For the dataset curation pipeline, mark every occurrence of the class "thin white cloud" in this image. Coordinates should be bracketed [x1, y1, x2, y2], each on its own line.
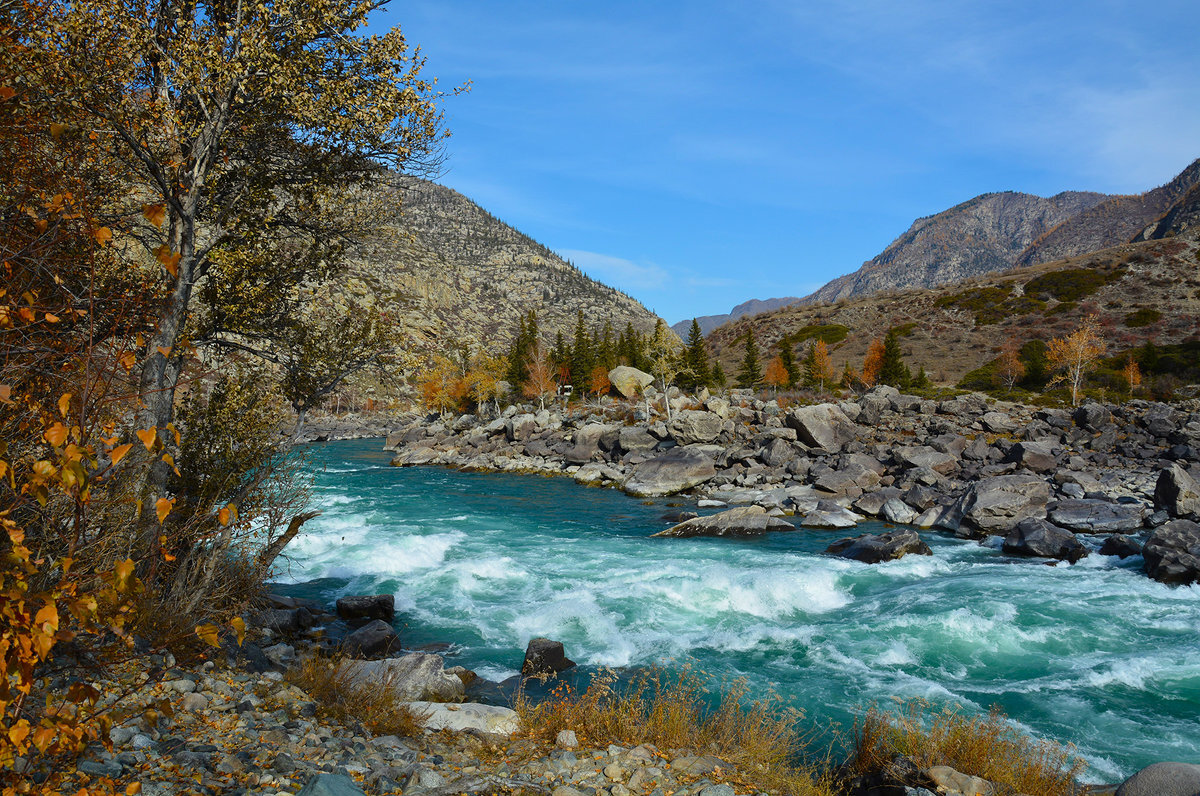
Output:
[558, 249, 670, 291]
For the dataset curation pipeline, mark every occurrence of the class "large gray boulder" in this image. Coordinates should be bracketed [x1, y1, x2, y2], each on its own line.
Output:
[651, 505, 795, 538]
[565, 423, 619, 464]
[1047, 499, 1145, 533]
[521, 638, 575, 676]
[341, 619, 401, 658]
[505, 413, 538, 442]
[608, 366, 654, 399]
[339, 652, 465, 702]
[1156, 463, 1200, 518]
[404, 701, 520, 737]
[956, 474, 1052, 537]
[623, 446, 717, 497]
[800, 501, 862, 529]
[335, 594, 394, 622]
[825, 530, 932, 563]
[668, 410, 724, 445]
[1002, 518, 1088, 563]
[894, 446, 959, 475]
[1115, 761, 1200, 796]
[618, 425, 658, 453]
[784, 403, 857, 452]
[1003, 440, 1058, 473]
[1143, 520, 1200, 585]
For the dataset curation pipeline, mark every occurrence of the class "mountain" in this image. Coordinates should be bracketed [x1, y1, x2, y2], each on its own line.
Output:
[1134, 181, 1200, 242]
[1016, 159, 1200, 267]
[671, 296, 804, 338]
[803, 190, 1110, 304]
[707, 232, 1200, 388]
[340, 176, 664, 394]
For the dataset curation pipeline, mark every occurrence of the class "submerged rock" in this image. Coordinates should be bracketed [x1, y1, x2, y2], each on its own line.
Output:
[825, 529, 932, 563]
[335, 594, 395, 622]
[1100, 534, 1143, 558]
[651, 505, 795, 537]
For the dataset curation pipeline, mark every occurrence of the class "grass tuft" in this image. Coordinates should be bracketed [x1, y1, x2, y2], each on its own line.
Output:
[288, 654, 427, 738]
[514, 666, 837, 796]
[847, 700, 1086, 796]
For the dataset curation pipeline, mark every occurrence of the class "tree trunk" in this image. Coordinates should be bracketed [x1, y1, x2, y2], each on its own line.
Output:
[258, 510, 321, 572]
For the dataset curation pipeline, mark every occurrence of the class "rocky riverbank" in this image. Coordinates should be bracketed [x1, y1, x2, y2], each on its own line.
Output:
[379, 384, 1200, 584]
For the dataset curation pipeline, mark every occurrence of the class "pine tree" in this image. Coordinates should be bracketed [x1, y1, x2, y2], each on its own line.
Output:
[779, 338, 800, 388]
[569, 309, 594, 388]
[711, 360, 727, 388]
[736, 330, 763, 388]
[551, 330, 569, 370]
[879, 329, 911, 389]
[683, 318, 711, 390]
[505, 314, 530, 385]
[912, 365, 932, 390]
[598, 321, 616, 370]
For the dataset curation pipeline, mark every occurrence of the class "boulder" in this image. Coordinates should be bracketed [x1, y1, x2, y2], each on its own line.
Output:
[813, 463, 881, 497]
[784, 403, 858, 452]
[800, 501, 861, 529]
[1002, 518, 1088, 563]
[296, 773, 368, 796]
[505, 413, 538, 442]
[668, 410, 724, 445]
[1143, 520, 1200, 585]
[1100, 534, 1143, 559]
[894, 446, 959, 475]
[339, 653, 465, 702]
[617, 425, 658, 453]
[1003, 440, 1058, 473]
[623, 446, 717, 497]
[925, 766, 996, 796]
[342, 619, 401, 658]
[1074, 403, 1113, 431]
[651, 505, 795, 538]
[1047, 499, 1145, 533]
[759, 437, 797, 468]
[521, 638, 576, 676]
[1115, 761, 1200, 796]
[956, 474, 1052, 536]
[608, 366, 654, 399]
[881, 498, 918, 525]
[825, 530, 932, 564]
[1155, 463, 1200, 518]
[980, 411, 1017, 434]
[404, 701, 520, 737]
[565, 423, 618, 464]
[335, 594, 395, 622]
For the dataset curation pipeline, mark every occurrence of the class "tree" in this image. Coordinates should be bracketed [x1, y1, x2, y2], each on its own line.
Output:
[861, 339, 885, 388]
[995, 339, 1026, 392]
[646, 319, 683, 422]
[764, 355, 789, 394]
[419, 356, 465, 416]
[1046, 315, 1107, 405]
[506, 310, 539, 385]
[466, 352, 507, 417]
[682, 318, 711, 390]
[569, 309, 594, 389]
[878, 330, 911, 389]
[1124, 356, 1142, 394]
[736, 330, 763, 388]
[588, 365, 612, 400]
[805, 340, 834, 392]
[522, 344, 557, 411]
[711, 360, 727, 389]
[779, 340, 801, 388]
[911, 365, 932, 391]
[841, 362, 859, 390]
[20, 0, 459, 530]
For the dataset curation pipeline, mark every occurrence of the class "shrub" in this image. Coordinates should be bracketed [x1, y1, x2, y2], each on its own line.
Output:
[791, 324, 850, 345]
[848, 701, 1085, 796]
[1124, 308, 1162, 328]
[288, 655, 426, 738]
[1024, 267, 1125, 302]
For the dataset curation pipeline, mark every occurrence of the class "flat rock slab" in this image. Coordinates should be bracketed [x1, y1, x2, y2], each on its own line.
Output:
[339, 652, 465, 702]
[623, 445, 716, 497]
[405, 701, 520, 737]
[1048, 499, 1145, 533]
[800, 502, 861, 529]
[651, 505, 795, 537]
[296, 773, 368, 796]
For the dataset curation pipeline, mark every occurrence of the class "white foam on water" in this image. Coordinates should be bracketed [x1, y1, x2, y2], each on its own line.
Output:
[875, 641, 915, 667]
[473, 664, 520, 682]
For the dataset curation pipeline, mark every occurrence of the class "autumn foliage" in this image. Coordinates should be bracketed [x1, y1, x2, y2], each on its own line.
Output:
[1046, 315, 1107, 405]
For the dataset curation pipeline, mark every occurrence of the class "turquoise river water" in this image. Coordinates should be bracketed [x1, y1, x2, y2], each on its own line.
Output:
[274, 439, 1200, 781]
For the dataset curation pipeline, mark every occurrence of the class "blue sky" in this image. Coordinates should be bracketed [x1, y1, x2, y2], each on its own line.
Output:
[374, 1, 1200, 325]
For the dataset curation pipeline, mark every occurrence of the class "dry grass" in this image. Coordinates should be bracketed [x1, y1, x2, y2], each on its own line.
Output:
[847, 700, 1086, 796]
[288, 655, 427, 738]
[514, 666, 837, 796]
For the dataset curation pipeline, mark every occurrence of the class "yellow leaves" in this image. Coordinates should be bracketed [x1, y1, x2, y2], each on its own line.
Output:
[43, 423, 69, 447]
[155, 245, 181, 277]
[49, 123, 70, 140]
[162, 452, 180, 476]
[114, 558, 135, 590]
[109, 443, 133, 465]
[92, 226, 113, 246]
[31, 725, 56, 754]
[118, 350, 137, 371]
[194, 624, 221, 647]
[127, 783, 143, 795]
[142, 203, 166, 227]
[154, 497, 173, 524]
[0, 384, 11, 404]
[58, 393, 71, 417]
[136, 428, 156, 450]
[230, 616, 246, 647]
[7, 719, 30, 748]
[34, 603, 59, 633]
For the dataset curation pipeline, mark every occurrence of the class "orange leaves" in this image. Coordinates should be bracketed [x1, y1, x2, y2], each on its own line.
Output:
[194, 624, 220, 647]
[113, 558, 135, 589]
[142, 203, 166, 227]
[135, 428, 156, 450]
[43, 422, 69, 447]
[92, 226, 112, 246]
[154, 496, 173, 523]
[109, 442, 132, 465]
[48, 122, 70, 140]
[230, 616, 246, 647]
[154, 245, 180, 277]
[58, 392, 71, 417]
[0, 86, 15, 100]
[217, 503, 236, 526]
[0, 385, 11, 404]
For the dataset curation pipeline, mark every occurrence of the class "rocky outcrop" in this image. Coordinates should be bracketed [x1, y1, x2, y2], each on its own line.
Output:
[1155, 463, 1200, 518]
[668, 410, 724, 445]
[825, 530, 932, 563]
[1002, 518, 1088, 563]
[956, 474, 1053, 537]
[1115, 761, 1200, 796]
[1143, 520, 1200, 585]
[651, 505, 795, 537]
[623, 446, 717, 497]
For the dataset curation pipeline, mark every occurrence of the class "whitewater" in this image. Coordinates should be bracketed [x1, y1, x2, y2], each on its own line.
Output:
[274, 439, 1200, 782]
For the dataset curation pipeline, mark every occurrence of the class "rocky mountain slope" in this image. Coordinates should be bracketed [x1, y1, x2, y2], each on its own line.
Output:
[803, 190, 1110, 304]
[708, 234, 1200, 387]
[1016, 159, 1200, 267]
[671, 295, 804, 338]
[347, 175, 663, 370]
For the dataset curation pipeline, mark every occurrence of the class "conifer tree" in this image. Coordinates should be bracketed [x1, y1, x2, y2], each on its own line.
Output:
[879, 329, 911, 389]
[736, 330, 763, 388]
[598, 321, 617, 370]
[779, 338, 800, 388]
[683, 319, 711, 390]
[711, 360, 727, 388]
[912, 365, 932, 391]
[570, 309, 594, 388]
[552, 330, 569, 371]
[805, 340, 835, 392]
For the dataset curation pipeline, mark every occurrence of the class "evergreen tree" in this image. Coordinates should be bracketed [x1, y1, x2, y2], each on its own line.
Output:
[711, 360, 727, 388]
[879, 329, 911, 389]
[551, 330, 569, 370]
[736, 330, 763, 388]
[912, 365, 932, 390]
[569, 309, 594, 387]
[598, 321, 617, 370]
[682, 319, 711, 390]
[505, 310, 538, 385]
[779, 338, 800, 388]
